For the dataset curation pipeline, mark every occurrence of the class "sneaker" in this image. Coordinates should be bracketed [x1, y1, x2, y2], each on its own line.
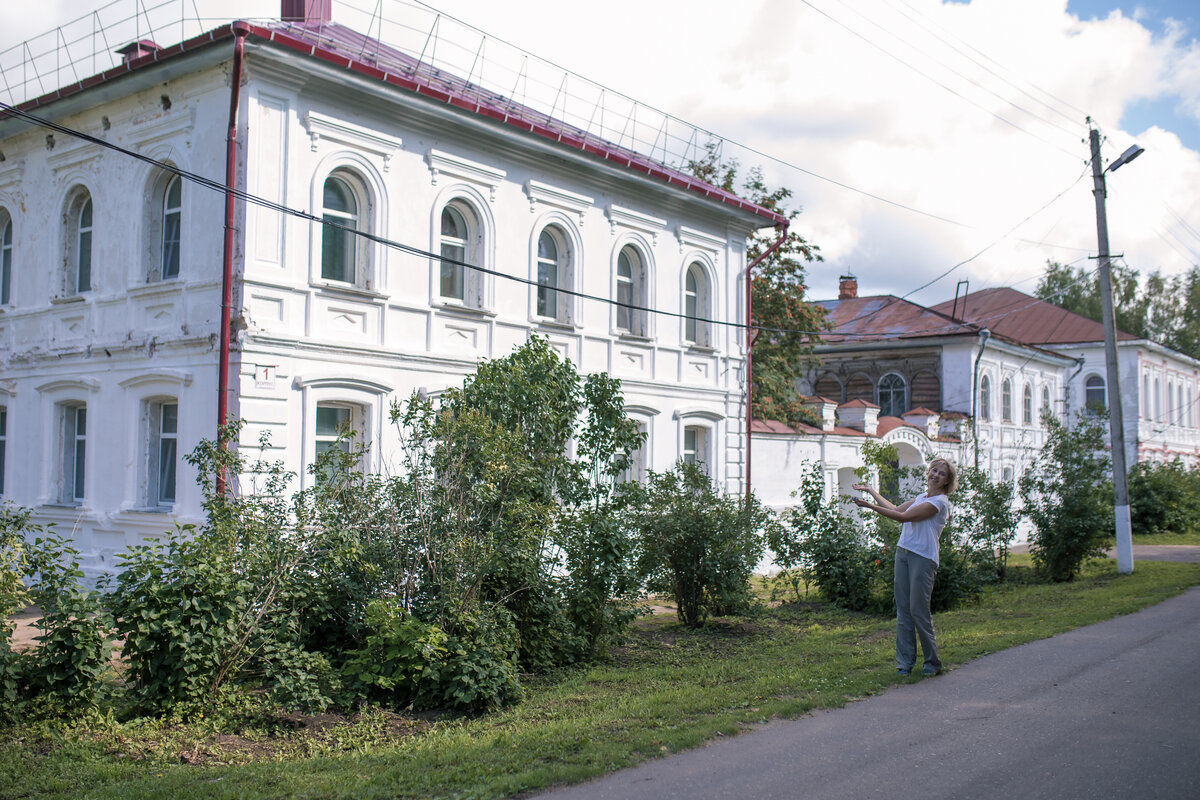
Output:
[922, 664, 941, 676]
[896, 667, 910, 675]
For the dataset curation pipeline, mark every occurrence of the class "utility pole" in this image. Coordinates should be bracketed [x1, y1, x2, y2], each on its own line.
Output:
[1089, 123, 1137, 574]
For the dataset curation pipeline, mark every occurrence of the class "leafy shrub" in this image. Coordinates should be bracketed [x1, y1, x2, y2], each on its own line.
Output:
[627, 464, 768, 627]
[1129, 460, 1200, 537]
[21, 534, 113, 715]
[954, 467, 1019, 582]
[342, 599, 520, 713]
[797, 512, 876, 612]
[0, 505, 33, 717]
[106, 426, 335, 713]
[1020, 412, 1113, 582]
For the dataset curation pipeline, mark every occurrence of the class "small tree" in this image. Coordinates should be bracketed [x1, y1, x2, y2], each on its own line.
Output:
[627, 464, 769, 627]
[955, 467, 1020, 581]
[1020, 411, 1113, 582]
[768, 460, 839, 603]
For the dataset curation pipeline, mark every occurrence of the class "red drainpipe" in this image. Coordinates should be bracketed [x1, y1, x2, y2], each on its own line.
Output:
[744, 223, 789, 501]
[217, 23, 249, 495]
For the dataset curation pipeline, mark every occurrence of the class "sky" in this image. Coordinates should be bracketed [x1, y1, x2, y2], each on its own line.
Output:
[3, 0, 1199, 308]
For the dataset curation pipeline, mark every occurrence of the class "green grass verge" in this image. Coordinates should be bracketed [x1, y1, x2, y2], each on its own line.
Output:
[3, 559, 1198, 800]
[1130, 532, 1200, 545]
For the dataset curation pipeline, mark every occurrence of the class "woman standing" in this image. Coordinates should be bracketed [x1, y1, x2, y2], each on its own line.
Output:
[853, 458, 957, 676]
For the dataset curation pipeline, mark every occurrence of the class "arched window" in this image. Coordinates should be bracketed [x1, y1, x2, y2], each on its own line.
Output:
[1001, 378, 1013, 422]
[616, 246, 647, 336]
[1023, 383, 1033, 425]
[321, 174, 360, 283]
[1154, 377, 1162, 420]
[536, 226, 572, 322]
[439, 203, 475, 302]
[1143, 373, 1151, 419]
[1178, 384, 1185, 426]
[65, 190, 93, 294]
[0, 208, 11, 304]
[979, 374, 991, 422]
[1042, 385, 1051, 416]
[160, 175, 182, 280]
[877, 373, 905, 417]
[1086, 375, 1106, 411]
[684, 262, 711, 346]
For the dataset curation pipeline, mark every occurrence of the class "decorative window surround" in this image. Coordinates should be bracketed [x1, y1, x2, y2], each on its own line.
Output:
[672, 407, 724, 422]
[36, 378, 100, 394]
[0, 162, 24, 190]
[426, 149, 505, 201]
[302, 112, 402, 171]
[128, 107, 196, 147]
[606, 204, 666, 243]
[677, 225, 725, 255]
[46, 142, 103, 172]
[525, 180, 592, 225]
[118, 370, 194, 389]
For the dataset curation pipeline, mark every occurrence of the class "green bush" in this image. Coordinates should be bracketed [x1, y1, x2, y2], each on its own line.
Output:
[21, 534, 114, 715]
[954, 467, 1020, 582]
[106, 427, 335, 714]
[798, 512, 876, 612]
[1129, 460, 1200, 537]
[627, 464, 768, 627]
[1020, 412, 1113, 582]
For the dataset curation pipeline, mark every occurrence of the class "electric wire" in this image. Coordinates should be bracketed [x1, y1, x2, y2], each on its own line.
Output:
[0, 101, 1140, 345]
[797, 0, 1082, 160]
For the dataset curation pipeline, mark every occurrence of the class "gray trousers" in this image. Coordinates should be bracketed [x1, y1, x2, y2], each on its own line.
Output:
[894, 547, 939, 671]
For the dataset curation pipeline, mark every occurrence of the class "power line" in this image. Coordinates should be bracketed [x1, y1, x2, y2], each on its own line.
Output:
[798, 0, 1081, 160]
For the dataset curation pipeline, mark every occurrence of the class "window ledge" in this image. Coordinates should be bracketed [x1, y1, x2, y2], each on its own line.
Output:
[684, 344, 718, 354]
[49, 294, 87, 305]
[121, 505, 174, 514]
[535, 319, 580, 333]
[435, 301, 496, 318]
[616, 332, 654, 343]
[40, 502, 85, 510]
[312, 282, 386, 301]
[128, 279, 187, 298]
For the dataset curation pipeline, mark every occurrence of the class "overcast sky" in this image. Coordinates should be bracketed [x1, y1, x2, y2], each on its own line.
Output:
[4, 0, 1199, 307]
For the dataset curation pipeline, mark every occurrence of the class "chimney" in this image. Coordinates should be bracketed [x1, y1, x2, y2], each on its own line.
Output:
[282, 0, 332, 23]
[116, 40, 161, 66]
[838, 274, 858, 300]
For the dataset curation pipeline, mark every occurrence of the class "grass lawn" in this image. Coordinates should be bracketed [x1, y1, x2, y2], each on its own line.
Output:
[1130, 531, 1200, 546]
[2, 558, 1199, 800]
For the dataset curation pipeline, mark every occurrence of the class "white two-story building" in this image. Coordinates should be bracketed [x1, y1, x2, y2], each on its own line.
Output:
[0, 0, 783, 578]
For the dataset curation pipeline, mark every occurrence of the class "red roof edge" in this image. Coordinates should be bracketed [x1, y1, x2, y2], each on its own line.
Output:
[4, 19, 785, 228]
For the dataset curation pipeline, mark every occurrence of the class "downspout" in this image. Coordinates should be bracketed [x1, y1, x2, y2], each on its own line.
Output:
[744, 222, 790, 501]
[971, 328, 990, 472]
[217, 24, 248, 495]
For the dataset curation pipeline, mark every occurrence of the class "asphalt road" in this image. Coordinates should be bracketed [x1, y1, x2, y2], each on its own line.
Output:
[535, 581, 1200, 800]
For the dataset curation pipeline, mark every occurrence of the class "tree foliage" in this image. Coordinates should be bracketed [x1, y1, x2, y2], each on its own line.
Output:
[688, 143, 827, 426]
[1036, 261, 1200, 358]
[1019, 411, 1113, 582]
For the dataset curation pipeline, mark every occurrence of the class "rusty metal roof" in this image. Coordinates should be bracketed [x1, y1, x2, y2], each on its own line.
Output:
[817, 295, 980, 343]
[928, 287, 1136, 345]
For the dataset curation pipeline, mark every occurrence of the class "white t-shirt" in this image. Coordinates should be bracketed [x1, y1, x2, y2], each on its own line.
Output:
[896, 492, 952, 565]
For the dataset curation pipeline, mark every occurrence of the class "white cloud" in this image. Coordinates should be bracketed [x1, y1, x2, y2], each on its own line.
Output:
[4, 0, 1198, 307]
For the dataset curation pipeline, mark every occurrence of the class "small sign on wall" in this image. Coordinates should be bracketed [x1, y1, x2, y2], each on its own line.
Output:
[254, 365, 276, 390]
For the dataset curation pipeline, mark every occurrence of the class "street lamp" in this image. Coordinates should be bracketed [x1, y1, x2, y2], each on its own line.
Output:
[1088, 123, 1142, 575]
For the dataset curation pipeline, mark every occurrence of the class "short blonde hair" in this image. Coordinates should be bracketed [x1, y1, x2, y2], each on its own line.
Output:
[930, 458, 958, 494]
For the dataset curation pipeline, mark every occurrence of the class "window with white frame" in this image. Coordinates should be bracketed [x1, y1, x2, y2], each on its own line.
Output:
[1001, 378, 1013, 422]
[682, 425, 709, 472]
[439, 202, 482, 304]
[1143, 373, 1151, 418]
[619, 421, 649, 484]
[0, 208, 12, 304]
[60, 404, 87, 504]
[320, 172, 363, 284]
[160, 175, 182, 281]
[315, 404, 356, 457]
[536, 226, 571, 322]
[65, 189, 93, 295]
[147, 401, 178, 507]
[1002, 466, 1014, 484]
[1086, 375, 1106, 411]
[1023, 383, 1033, 425]
[1154, 377, 1162, 420]
[683, 263, 711, 346]
[979, 374, 991, 422]
[1042, 384, 1051, 415]
[1189, 386, 1194, 428]
[1178, 383, 1185, 426]
[616, 245, 647, 336]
